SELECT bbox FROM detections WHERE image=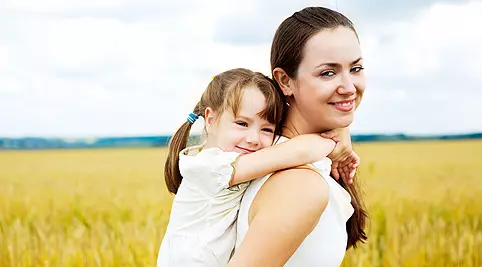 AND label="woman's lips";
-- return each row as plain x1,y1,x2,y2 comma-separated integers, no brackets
329,99,355,112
